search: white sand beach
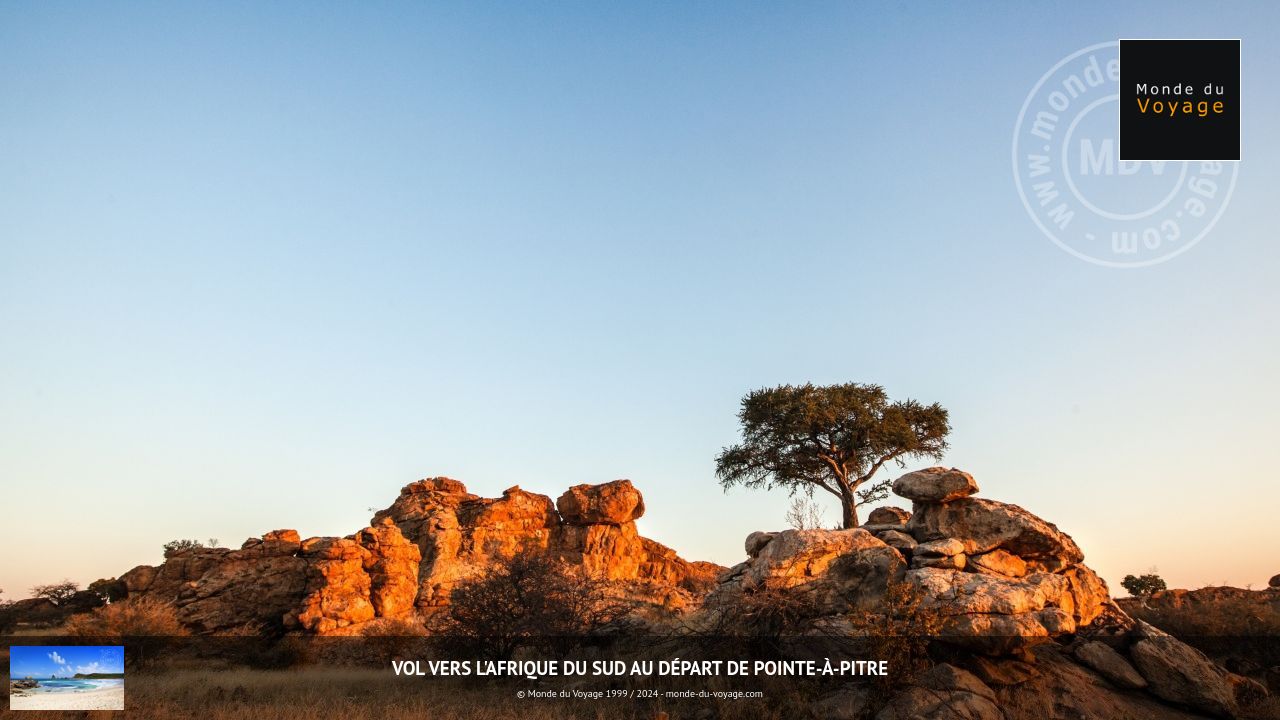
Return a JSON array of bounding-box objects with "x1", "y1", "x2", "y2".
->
[{"x1": 9, "y1": 684, "x2": 125, "y2": 711}]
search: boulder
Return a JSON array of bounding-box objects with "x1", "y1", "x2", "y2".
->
[
  {"x1": 967, "y1": 549, "x2": 1027, "y2": 578},
  {"x1": 558, "y1": 522, "x2": 645, "y2": 580},
  {"x1": 745, "y1": 531, "x2": 777, "y2": 558},
  {"x1": 874, "y1": 529, "x2": 917, "y2": 553},
  {"x1": 1073, "y1": 640, "x2": 1147, "y2": 689},
  {"x1": 891, "y1": 467, "x2": 978, "y2": 503},
  {"x1": 1270, "y1": 574, "x2": 1280, "y2": 589},
  {"x1": 1227, "y1": 673, "x2": 1269, "y2": 707},
  {"x1": 912, "y1": 538, "x2": 966, "y2": 570},
  {"x1": 866, "y1": 506, "x2": 910, "y2": 526},
  {"x1": 1060, "y1": 565, "x2": 1109, "y2": 626},
  {"x1": 991, "y1": 645, "x2": 1218, "y2": 720},
  {"x1": 1129, "y1": 621, "x2": 1238, "y2": 718},
  {"x1": 908, "y1": 497, "x2": 1084, "y2": 569},
  {"x1": 556, "y1": 479, "x2": 645, "y2": 525},
  {"x1": 733, "y1": 529, "x2": 906, "y2": 613},
  {"x1": 119, "y1": 564, "x2": 159, "y2": 595},
  {"x1": 907, "y1": 568, "x2": 1078, "y2": 654},
  {"x1": 876, "y1": 664, "x2": 1001, "y2": 720}
]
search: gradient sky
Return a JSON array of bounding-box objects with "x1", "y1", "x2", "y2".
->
[
  {"x1": 10, "y1": 645, "x2": 124, "y2": 678},
  {"x1": 2, "y1": 2, "x2": 1278, "y2": 600}
]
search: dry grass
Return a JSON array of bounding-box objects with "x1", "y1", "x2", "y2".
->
[{"x1": 62, "y1": 597, "x2": 189, "y2": 638}]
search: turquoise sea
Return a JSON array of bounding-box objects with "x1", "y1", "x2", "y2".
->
[{"x1": 23, "y1": 678, "x2": 123, "y2": 693}]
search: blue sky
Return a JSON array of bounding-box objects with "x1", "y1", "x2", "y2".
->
[
  {"x1": 1, "y1": 2, "x2": 1278, "y2": 597},
  {"x1": 10, "y1": 646, "x2": 124, "y2": 678}
]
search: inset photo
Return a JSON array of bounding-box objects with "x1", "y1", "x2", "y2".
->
[{"x1": 8, "y1": 645, "x2": 124, "y2": 711}]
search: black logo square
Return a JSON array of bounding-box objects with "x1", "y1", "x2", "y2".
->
[{"x1": 1119, "y1": 39, "x2": 1240, "y2": 161}]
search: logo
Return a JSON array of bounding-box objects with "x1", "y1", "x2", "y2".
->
[{"x1": 1012, "y1": 42, "x2": 1238, "y2": 268}]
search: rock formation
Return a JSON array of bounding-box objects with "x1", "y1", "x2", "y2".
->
[
  {"x1": 116, "y1": 478, "x2": 717, "y2": 635},
  {"x1": 93, "y1": 466, "x2": 1270, "y2": 717},
  {"x1": 709, "y1": 467, "x2": 1269, "y2": 718}
]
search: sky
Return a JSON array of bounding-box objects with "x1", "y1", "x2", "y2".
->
[
  {"x1": 10, "y1": 646, "x2": 124, "y2": 678},
  {"x1": 1, "y1": 2, "x2": 1278, "y2": 600}
]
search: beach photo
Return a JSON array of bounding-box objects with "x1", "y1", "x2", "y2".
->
[{"x1": 8, "y1": 645, "x2": 124, "y2": 711}]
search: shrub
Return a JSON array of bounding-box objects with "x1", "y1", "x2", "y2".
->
[
  {"x1": 163, "y1": 539, "x2": 205, "y2": 556},
  {"x1": 64, "y1": 596, "x2": 189, "y2": 637},
  {"x1": 432, "y1": 552, "x2": 632, "y2": 660}
]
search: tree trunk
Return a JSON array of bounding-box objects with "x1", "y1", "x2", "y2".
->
[{"x1": 839, "y1": 485, "x2": 858, "y2": 529}]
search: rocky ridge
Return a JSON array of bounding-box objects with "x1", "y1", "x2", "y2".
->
[{"x1": 117, "y1": 478, "x2": 718, "y2": 635}]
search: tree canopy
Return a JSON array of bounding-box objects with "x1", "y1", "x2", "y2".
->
[
  {"x1": 1121, "y1": 573, "x2": 1167, "y2": 598},
  {"x1": 715, "y1": 382, "x2": 950, "y2": 528}
]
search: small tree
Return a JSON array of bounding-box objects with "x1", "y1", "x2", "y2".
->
[
  {"x1": 784, "y1": 494, "x2": 827, "y2": 530},
  {"x1": 30, "y1": 580, "x2": 79, "y2": 606},
  {"x1": 1122, "y1": 573, "x2": 1167, "y2": 598},
  {"x1": 716, "y1": 383, "x2": 950, "y2": 528}
]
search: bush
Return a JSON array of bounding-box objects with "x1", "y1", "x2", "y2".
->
[
  {"x1": 63, "y1": 597, "x2": 189, "y2": 670},
  {"x1": 64, "y1": 596, "x2": 189, "y2": 637},
  {"x1": 163, "y1": 539, "x2": 205, "y2": 556},
  {"x1": 432, "y1": 552, "x2": 632, "y2": 660}
]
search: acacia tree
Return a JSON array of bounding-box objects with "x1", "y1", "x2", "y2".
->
[
  {"x1": 715, "y1": 383, "x2": 950, "y2": 528},
  {"x1": 30, "y1": 580, "x2": 79, "y2": 606}
]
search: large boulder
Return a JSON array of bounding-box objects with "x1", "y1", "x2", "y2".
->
[
  {"x1": 907, "y1": 568, "x2": 1083, "y2": 654},
  {"x1": 119, "y1": 564, "x2": 159, "y2": 596},
  {"x1": 556, "y1": 480, "x2": 645, "y2": 525},
  {"x1": 731, "y1": 529, "x2": 905, "y2": 613},
  {"x1": 992, "y1": 645, "x2": 1218, "y2": 719},
  {"x1": 1129, "y1": 621, "x2": 1239, "y2": 718},
  {"x1": 892, "y1": 467, "x2": 978, "y2": 503},
  {"x1": 908, "y1": 497, "x2": 1084, "y2": 572},
  {"x1": 876, "y1": 664, "x2": 1002, "y2": 720},
  {"x1": 866, "y1": 506, "x2": 910, "y2": 527},
  {"x1": 1270, "y1": 574, "x2": 1280, "y2": 589},
  {"x1": 1073, "y1": 640, "x2": 1147, "y2": 689}
]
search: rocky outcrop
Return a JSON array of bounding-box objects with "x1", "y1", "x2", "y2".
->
[
  {"x1": 122, "y1": 478, "x2": 715, "y2": 633},
  {"x1": 173, "y1": 531, "x2": 308, "y2": 633},
  {"x1": 367, "y1": 478, "x2": 717, "y2": 610},
  {"x1": 1270, "y1": 574, "x2": 1280, "y2": 589},
  {"x1": 708, "y1": 466, "x2": 1266, "y2": 718}
]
